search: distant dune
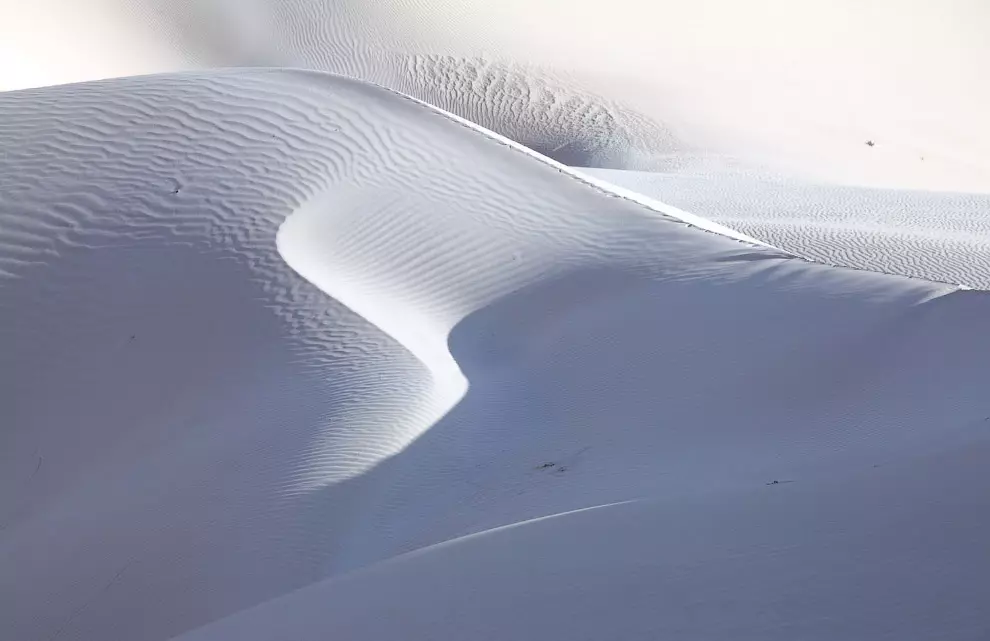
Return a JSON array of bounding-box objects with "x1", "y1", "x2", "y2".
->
[
  {"x1": 3, "y1": 1, "x2": 989, "y2": 190},
  {"x1": 2, "y1": 69, "x2": 989, "y2": 641},
  {"x1": 589, "y1": 167, "x2": 990, "y2": 288}
]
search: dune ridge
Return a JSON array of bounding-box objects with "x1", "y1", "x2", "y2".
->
[
  {"x1": 588, "y1": 167, "x2": 990, "y2": 289},
  {"x1": 2, "y1": 70, "x2": 990, "y2": 641}
]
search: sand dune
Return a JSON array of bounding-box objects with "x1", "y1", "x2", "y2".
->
[
  {"x1": 589, "y1": 167, "x2": 990, "y2": 288},
  {"x1": 2, "y1": 69, "x2": 990, "y2": 640},
  {"x1": 3, "y1": 0, "x2": 989, "y2": 190},
  {"x1": 4, "y1": 1, "x2": 987, "y2": 296}
]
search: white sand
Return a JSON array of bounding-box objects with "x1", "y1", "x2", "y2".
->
[
  {"x1": 5, "y1": 1, "x2": 987, "y2": 292},
  {"x1": 2, "y1": 69, "x2": 990, "y2": 641},
  {"x1": 3, "y1": 1, "x2": 990, "y2": 639},
  {"x1": 587, "y1": 166, "x2": 990, "y2": 288},
  {"x1": 3, "y1": 0, "x2": 989, "y2": 190}
]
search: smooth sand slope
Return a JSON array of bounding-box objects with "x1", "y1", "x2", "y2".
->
[
  {"x1": 3, "y1": 0, "x2": 989, "y2": 191},
  {"x1": 2, "y1": 70, "x2": 990, "y2": 641},
  {"x1": 588, "y1": 166, "x2": 990, "y2": 289}
]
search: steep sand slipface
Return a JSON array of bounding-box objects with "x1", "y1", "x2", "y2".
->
[
  {"x1": 2, "y1": 0, "x2": 989, "y2": 190},
  {"x1": 2, "y1": 70, "x2": 990, "y2": 641},
  {"x1": 0, "y1": 71, "x2": 451, "y2": 641}
]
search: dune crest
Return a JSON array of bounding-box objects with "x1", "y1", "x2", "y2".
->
[
  {"x1": 2, "y1": 70, "x2": 990, "y2": 641},
  {"x1": 588, "y1": 167, "x2": 990, "y2": 289}
]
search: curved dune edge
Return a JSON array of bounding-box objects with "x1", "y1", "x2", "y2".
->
[{"x1": 1, "y1": 70, "x2": 988, "y2": 641}]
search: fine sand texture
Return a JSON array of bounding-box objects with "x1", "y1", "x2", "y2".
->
[
  {"x1": 588, "y1": 165, "x2": 990, "y2": 289},
  {"x1": 2, "y1": 70, "x2": 990, "y2": 641}
]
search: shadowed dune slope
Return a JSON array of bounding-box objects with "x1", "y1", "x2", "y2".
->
[{"x1": 1, "y1": 70, "x2": 989, "y2": 641}]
